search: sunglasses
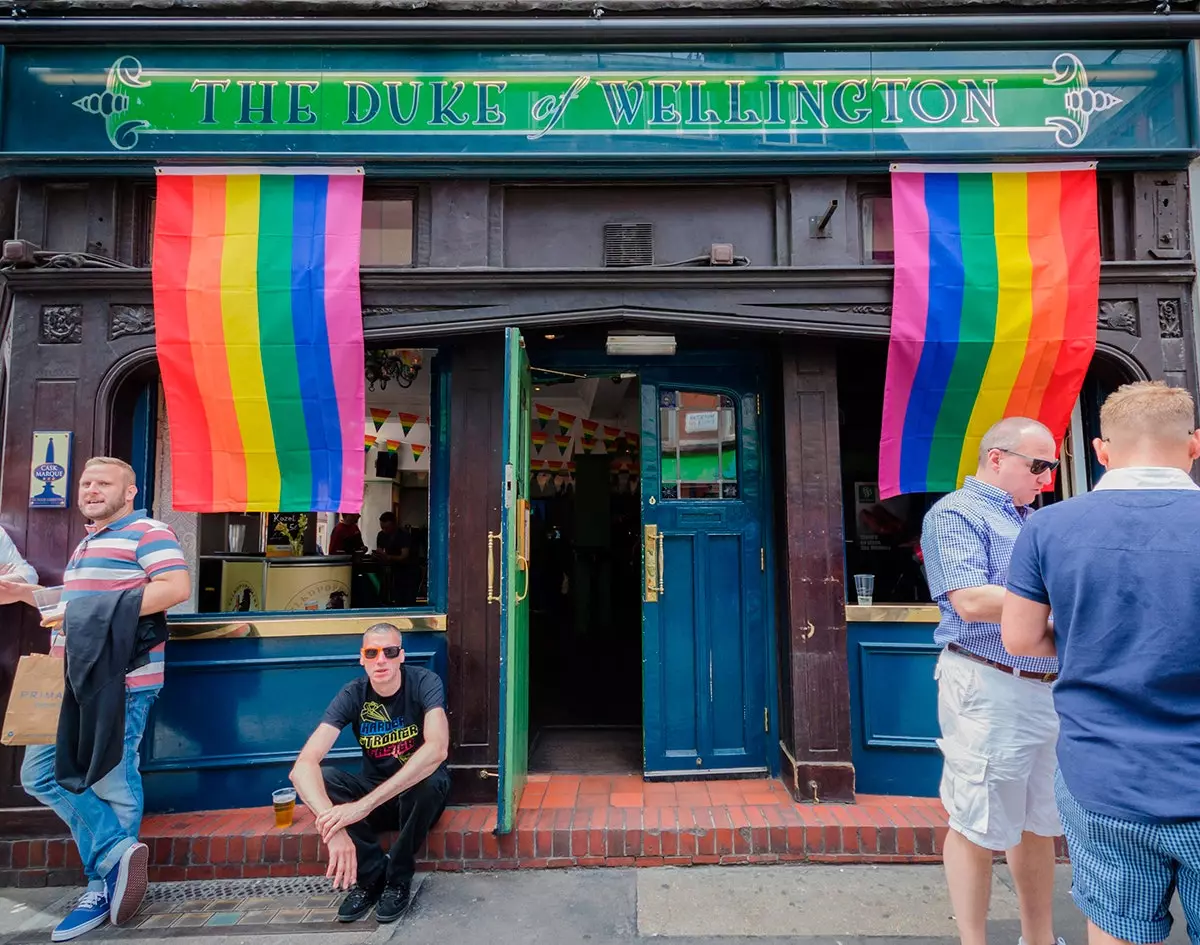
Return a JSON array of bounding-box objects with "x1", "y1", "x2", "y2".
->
[
  {"x1": 995, "y1": 448, "x2": 1059, "y2": 475},
  {"x1": 361, "y1": 645, "x2": 402, "y2": 660}
]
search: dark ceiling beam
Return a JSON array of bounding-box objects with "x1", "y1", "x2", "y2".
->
[{"x1": 0, "y1": 13, "x2": 1196, "y2": 45}]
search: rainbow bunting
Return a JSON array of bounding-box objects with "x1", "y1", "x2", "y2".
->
[
  {"x1": 410, "y1": 442, "x2": 427, "y2": 463},
  {"x1": 369, "y1": 407, "x2": 390, "y2": 431},
  {"x1": 364, "y1": 433, "x2": 378, "y2": 452},
  {"x1": 547, "y1": 460, "x2": 564, "y2": 471},
  {"x1": 603, "y1": 426, "x2": 619, "y2": 444},
  {"x1": 398, "y1": 412, "x2": 420, "y2": 437},
  {"x1": 152, "y1": 167, "x2": 366, "y2": 513},
  {"x1": 535, "y1": 403, "x2": 554, "y2": 429},
  {"x1": 557, "y1": 412, "x2": 576, "y2": 435},
  {"x1": 581, "y1": 432, "x2": 597, "y2": 448},
  {"x1": 386, "y1": 439, "x2": 401, "y2": 453},
  {"x1": 879, "y1": 163, "x2": 1100, "y2": 499},
  {"x1": 553, "y1": 434, "x2": 572, "y2": 454},
  {"x1": 581, "y1": 419, "x2": 599, "y2": 435},
  {"x1": 566, "y1": 461, "x2": 577, "y2": 473},
  {"x1": 532, "y1": 430, "x2": 548, "y2": 449}
]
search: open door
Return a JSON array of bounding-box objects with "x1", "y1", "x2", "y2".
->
[{"x1": 496, "y1": 327, "x2": 533, "y2": 833}]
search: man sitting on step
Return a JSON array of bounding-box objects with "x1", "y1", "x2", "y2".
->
[{"x1": 290, "y1": 622, "x2": 450, "y2": 924}]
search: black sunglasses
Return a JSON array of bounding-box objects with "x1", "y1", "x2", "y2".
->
[
  {"x1": 994, "y1": 448, "x2": 1059, "y2": 475},
  {"x1": 361, "y1": 645, "x2": 402, "y2": 660}
]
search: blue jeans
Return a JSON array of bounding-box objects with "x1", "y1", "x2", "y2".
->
[{"x1": 21, "y1": 688, "x2": 157, "y2": 891}]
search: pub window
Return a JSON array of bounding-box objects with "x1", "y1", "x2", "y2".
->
[
  {"x1": 861, "y1": 194, "x2": 894, "y2": 264},
  {"x1": 138, "y1": 193, "x2": 415, "y2": 267},
  {"x1": 360, "y1": 195, "x2": 414, "y2": 267},
  {"x1": 861, "y1": 176, "x2": 1129, "y2": 265},
  {"x1": 184, "y1": 346, "x2": 438, "y2": 616}
]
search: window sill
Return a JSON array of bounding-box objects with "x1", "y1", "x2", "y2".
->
[
  {"x1": 167, "y1": 611, "x2": 447, "y2": 640},
  {"x1": 845, "y1": 604, "x2": 940, "y2": 624}
]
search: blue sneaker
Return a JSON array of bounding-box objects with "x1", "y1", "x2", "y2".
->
[
  {"x1": 51, "y1": 890, "x2": 109, "y2": 942},
  {"x1": 104, "y1": 841, "x2": 149, "y2": 926}
]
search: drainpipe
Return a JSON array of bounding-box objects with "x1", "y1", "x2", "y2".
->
[{"x1": 0, "y1": 14, "x2": 1197, "y2": 44}]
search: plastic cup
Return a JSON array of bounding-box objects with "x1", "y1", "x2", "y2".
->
[
  {"x1": 32, "y1": 586, "x2": 65, "y2": 626},
  {"x1": 272, "y1": 788, "x2": 296, "y2": 828},
  {"x1": 853, "y1": 574, "x2": 875, "y2": 607}
]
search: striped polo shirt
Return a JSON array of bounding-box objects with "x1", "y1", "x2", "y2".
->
[{"x1": 54, "y1": 509, "x2": 188, "y2": 691}]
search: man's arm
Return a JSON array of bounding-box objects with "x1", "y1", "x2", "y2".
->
[
  {"x1": 140, "y1": 569, "x2": 191, "y2": 616},
  {"x1": 946, "y1": 585, "x2": 1007, "y2": 624},
  {"x1": 1001, "y1": 524, "x2": 1055, "y2": 657},
  {"x1": 0, "y1": 528, "x2": 39, "y2": 604},
  {"x1": 289, "y1": 723, "x2": 359, "y2": 890},
  {"x1": 1001, "y1": 592, "x2": 1055, "y2": 657},
  {"x1": 315, "y1": 707, "x2": 450, "y2": 841},
  {"x1": 921, "y1": 507, "x2": 1004, "y2": 624}
]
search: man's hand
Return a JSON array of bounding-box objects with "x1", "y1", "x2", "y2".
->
[
  {"x1": 324, "y1": 829, "x2": 357, "y2": 890},
  {"x1": 316, "y1": 800, "x2": 371, "y2": 842},
  {"x1": 0, "y1": 580, "x2": 36, "y2": 607}
]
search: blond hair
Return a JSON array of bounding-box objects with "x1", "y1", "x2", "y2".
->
[
  {"x1": 83, "y1": 456, "x2": 137, "y2": 486},
  {"x1": 1100, "y1": 381, "x2": 1196, "y2": 442}
]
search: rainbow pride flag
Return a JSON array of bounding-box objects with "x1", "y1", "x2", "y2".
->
[
  {"x1": 879, "y1": 163, "x2": 1100, "y2": 499},
  {"x1": 153, "y1": 167, "x2": 366, "y2": 512}
]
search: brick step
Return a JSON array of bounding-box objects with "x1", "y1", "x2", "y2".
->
[{"x1": 0, "y1": 778, "x2": 1070, "y2": 888}]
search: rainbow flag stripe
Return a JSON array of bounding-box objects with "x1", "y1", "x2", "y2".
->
[
  {"x1": 153, "y1": 167, "x2": 366, "y2": 513},
  {"x1": 879, "y1": 163, "x2": 1100, "y2": 499}
]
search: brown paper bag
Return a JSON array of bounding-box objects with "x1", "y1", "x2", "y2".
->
[{"x1": 1, "y1": 654, "x2": 63, "y2": 746}]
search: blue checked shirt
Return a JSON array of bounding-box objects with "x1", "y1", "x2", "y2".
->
[{"x1": 921, "y1": 476, "x2": 1058, "y2": 675}]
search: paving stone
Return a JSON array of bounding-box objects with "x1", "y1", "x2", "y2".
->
[
  {"x1": 301, "y1": 908, "x2": 340, "y2": 922},
  {"x1": 173, "y1": 912, "x2": 213, "y2": 927},
  {"x1": 268, "y1": 908, "x2": 311, "y2": 924},
  {"x1": 132, "y1": 913, "x2": 181, "y2": 929},
  {"x1": 204, "y1": 911, "x2": 242, "y2": 926},
  {"x1": 237, "y1": 910, "x2": 279, "y2": 924}
]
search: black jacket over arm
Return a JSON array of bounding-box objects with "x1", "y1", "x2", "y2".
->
[{"x1": 54, "y1": 588, "x2": 165, "y2": 792}]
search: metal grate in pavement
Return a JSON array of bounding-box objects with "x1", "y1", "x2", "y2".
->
[{"x1": 8, "y1": 875, "x2": 427, "y2": 941}]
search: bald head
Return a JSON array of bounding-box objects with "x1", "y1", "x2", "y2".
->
[
  {"x1": 1095, "y1": 381, "x2": 1200, "y2": 473},
  {"x1": 978, "y1": 417, "x2": 1054, "y2": 466}
]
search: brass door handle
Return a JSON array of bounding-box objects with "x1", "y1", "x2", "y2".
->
[
  {"x1": 486, "y1": 531, "x2": 501, "y2": 605},
  {"x1": 515, "y1": 554, "x2": 531, "y2": 603},
  {"x1": 644, "y1": 524, "x2": 659, "y2": 602},
  {"x1": 657, "y1": 532, "x2": 665, "y2": 595}
]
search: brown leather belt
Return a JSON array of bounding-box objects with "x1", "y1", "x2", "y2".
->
[{"x1": 946, "y1": 643, "x2": 1057, "y2": 684}]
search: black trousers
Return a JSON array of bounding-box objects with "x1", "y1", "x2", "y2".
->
[{"x1": 322, "y1": 765, "x2": 450, "y2": 888}]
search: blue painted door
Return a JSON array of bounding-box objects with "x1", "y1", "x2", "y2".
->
[{"x1": 639, "y1": 370, "x2": 769, "y2": 776}]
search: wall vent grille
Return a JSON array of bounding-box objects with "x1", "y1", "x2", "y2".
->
[{"x1": 603, "y1": 222, "x2": 654, "y2": 267}]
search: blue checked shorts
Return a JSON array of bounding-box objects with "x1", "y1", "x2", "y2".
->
[{"x1": 1057, "y1": 770, "x2": 1200, "y2": 945}]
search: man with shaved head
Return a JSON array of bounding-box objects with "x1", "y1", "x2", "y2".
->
[
  {"x1": 290, "y1": 622, "x2": 449, "y2": 925},
  {"x1": 921, "y1": 416, "x2": 1065, "y2": 945},
  {"x1": 1003, "y1": 381, "x2": 1200, "y2": 945}
]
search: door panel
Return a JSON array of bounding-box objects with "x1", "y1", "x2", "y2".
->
[
  {"x1": 496, "y1": 327, "x2": 532, "y2": 834},
  {"x1": 641, "y1": 374, "x2": 768, "y2": 776}
]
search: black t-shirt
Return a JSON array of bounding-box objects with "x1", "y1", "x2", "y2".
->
[{"x1": 320, "y1": 665, "x2": 447, "y2": 781}]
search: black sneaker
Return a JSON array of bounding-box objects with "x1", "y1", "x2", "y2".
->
[
  {"x1": 375, "y1": 882, "x2": 411, "y2": 924},
  {"x1": 336, "y1": 882, "x2": 383, "y2": 923}
]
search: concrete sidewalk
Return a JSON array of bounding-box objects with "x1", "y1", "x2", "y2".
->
[{"x1": 0, "y1": 864, "x2": 1191, "y2": 945}]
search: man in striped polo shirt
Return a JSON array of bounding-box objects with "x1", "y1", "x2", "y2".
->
[{"x1": 16, "y1": 457, "x2": 190, "y2": 942}]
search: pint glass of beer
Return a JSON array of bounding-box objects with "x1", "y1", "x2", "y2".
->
[{"x1": 272, "y1": 788, "x2": 297, "y2": 828}]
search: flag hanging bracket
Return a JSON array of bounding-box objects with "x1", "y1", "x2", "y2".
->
[{"x1": 809, "y1": 200, "x2": 839, "y2": 239}]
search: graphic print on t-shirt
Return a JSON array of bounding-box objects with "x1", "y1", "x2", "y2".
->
[{"x1": 358, "y1": 700, "x2": 420, "y2": 762}]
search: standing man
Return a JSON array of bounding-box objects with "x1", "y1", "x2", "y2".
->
[
  {"x1": 1003, "y1": 381, "x2": 1200, "y2": 945},
  {"x1": 12, "y1": 457, "x2": 190, "y2": 942},
  {"x1": 921, "y1": 417, "x2": 1065, "y2": 945},
  {"x1": 290, "y1": 622, "x2": 449, "y2": 925}
]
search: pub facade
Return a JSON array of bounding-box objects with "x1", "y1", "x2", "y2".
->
[{"x1": 0, "y1": 12, "x2": 1196, "y2": 829}]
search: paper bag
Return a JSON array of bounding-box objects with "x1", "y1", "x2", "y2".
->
[{"x1": 1, "y1": 654, "x2": 63, "y2": 746}]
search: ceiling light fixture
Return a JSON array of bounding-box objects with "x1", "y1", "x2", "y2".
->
[{"x1": 605, "y1": 333, "x2": 676, "y2": 356}]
